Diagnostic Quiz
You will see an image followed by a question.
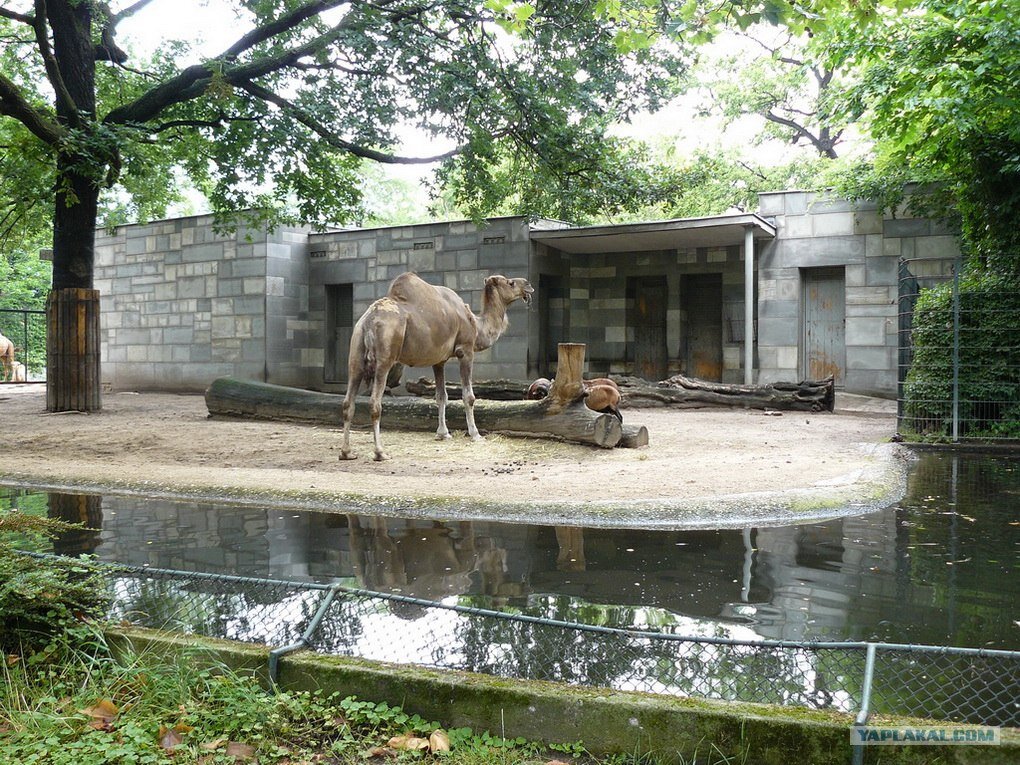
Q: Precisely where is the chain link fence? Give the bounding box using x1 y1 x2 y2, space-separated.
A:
898 257 1020 441
0 308 46 383
84 558 1020 728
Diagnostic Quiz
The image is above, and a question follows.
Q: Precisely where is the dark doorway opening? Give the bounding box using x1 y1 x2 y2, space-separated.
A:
325 283 354 383
680 273 724 381
628 275 668 381
538 274 566 375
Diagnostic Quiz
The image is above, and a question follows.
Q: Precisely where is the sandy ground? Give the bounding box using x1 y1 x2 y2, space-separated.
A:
0 384 908 528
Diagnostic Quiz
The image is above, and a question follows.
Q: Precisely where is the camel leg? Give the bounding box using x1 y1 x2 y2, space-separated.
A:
369 365 391 461
459 354 483 441
433 363 451 440
339 371 363 460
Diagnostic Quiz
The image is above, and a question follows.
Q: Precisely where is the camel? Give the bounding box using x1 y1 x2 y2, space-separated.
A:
0 331 14 382
10 361 26 382
340 272 534 461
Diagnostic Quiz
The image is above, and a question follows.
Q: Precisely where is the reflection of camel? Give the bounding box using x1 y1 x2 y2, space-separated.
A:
555 526 586 572
340 272 533 461
0 332 14 382
347 516 510 619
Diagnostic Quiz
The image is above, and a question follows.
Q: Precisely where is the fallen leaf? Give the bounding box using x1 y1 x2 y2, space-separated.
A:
547 760 573 765
388 734 430 751
225 741 257 759
82 698 119 721
429 730 451 752
158 726 184 751
367 746 399 758
201 738 228 751
81 698 120 729
5 654 19 667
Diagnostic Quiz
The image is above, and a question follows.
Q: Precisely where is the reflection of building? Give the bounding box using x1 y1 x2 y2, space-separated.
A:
61 469 1003 645
95 190 960 396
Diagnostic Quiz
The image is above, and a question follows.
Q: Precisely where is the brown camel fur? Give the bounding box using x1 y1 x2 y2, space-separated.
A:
0 332 14 382
340 272 534 461
526 375 622 421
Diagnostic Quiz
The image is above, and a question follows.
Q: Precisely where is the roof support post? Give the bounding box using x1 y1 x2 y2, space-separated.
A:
744 225 755 385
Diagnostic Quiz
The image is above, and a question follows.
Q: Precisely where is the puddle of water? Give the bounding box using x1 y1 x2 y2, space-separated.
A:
2 452 1018 650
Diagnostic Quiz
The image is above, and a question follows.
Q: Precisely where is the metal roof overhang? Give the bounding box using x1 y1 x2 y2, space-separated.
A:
529 213 776 255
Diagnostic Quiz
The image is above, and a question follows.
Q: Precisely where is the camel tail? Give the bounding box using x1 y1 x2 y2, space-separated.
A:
361 320 378 380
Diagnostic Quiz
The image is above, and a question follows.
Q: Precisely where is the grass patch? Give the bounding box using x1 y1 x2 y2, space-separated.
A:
0 643 750 764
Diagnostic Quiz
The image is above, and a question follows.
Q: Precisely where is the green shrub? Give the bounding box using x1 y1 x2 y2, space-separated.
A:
0 511 110 658
903 270 1020 439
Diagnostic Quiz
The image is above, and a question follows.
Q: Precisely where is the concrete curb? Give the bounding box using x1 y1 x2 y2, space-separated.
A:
106 627 1017 765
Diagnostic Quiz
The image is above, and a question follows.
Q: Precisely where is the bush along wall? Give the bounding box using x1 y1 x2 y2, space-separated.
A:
903 270 1020 440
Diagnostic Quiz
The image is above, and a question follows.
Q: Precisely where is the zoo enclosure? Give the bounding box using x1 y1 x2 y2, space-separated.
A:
0 308 45 382
72 556 1020 729
898 257 1020 441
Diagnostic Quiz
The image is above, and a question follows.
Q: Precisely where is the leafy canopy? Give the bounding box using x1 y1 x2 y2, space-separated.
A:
0 0 695 241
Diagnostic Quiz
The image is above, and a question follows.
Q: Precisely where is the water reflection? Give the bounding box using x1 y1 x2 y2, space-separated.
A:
2 451 1018 649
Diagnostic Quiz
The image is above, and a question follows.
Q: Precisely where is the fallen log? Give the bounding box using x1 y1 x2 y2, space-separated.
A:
205 375 648 449
617 374 835 412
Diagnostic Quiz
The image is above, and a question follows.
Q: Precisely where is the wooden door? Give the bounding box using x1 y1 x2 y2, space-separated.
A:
801 267 845 384
629 276 668 381
681 273 723 381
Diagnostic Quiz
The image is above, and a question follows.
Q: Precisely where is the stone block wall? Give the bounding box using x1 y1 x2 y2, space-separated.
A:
308 217 532 390
757 190 961 396
95 214 308 392
553 247 746 381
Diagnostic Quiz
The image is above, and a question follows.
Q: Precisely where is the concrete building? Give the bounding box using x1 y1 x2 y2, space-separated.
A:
94 190 960 397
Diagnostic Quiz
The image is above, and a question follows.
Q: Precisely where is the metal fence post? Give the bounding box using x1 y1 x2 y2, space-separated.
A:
951 263 960 443
851 643 877 765
268 582 344 689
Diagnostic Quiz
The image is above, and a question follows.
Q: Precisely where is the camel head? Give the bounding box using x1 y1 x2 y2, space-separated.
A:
484 275 534 307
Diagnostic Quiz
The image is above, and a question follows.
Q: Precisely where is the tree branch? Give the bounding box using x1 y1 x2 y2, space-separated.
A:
238 80 458 164
221 0 349 62
33 0 81 124
105 5 373 125
0 6 34 24
765 110 838 158
0 71 62 144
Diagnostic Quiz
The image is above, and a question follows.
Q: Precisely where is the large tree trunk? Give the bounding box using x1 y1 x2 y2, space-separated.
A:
47 0 102 412
46 288 102 412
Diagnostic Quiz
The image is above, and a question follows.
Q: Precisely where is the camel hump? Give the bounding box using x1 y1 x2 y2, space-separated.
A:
387 272 442 304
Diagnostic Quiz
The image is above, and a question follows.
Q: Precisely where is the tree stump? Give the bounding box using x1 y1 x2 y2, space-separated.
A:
46 288 101 412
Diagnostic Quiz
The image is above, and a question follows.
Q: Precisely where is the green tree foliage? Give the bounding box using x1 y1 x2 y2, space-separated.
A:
821 0 1020 271
0 0 696 408
696 26 851 158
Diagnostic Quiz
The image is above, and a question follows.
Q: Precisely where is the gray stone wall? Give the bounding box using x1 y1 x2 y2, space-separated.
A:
549 247 746 381
757 190 961 396
308 217 532 390
95 214 308 392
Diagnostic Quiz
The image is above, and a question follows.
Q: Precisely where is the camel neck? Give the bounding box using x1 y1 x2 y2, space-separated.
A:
474 286 510 351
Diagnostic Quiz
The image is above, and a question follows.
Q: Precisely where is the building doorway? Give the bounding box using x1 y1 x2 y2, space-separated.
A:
801 267 845 384
325 283 354 383
538 274 566 375
628 275 668 381
680 273 724 381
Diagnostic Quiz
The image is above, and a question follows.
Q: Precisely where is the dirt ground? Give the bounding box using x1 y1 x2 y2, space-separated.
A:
0 384 907 527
